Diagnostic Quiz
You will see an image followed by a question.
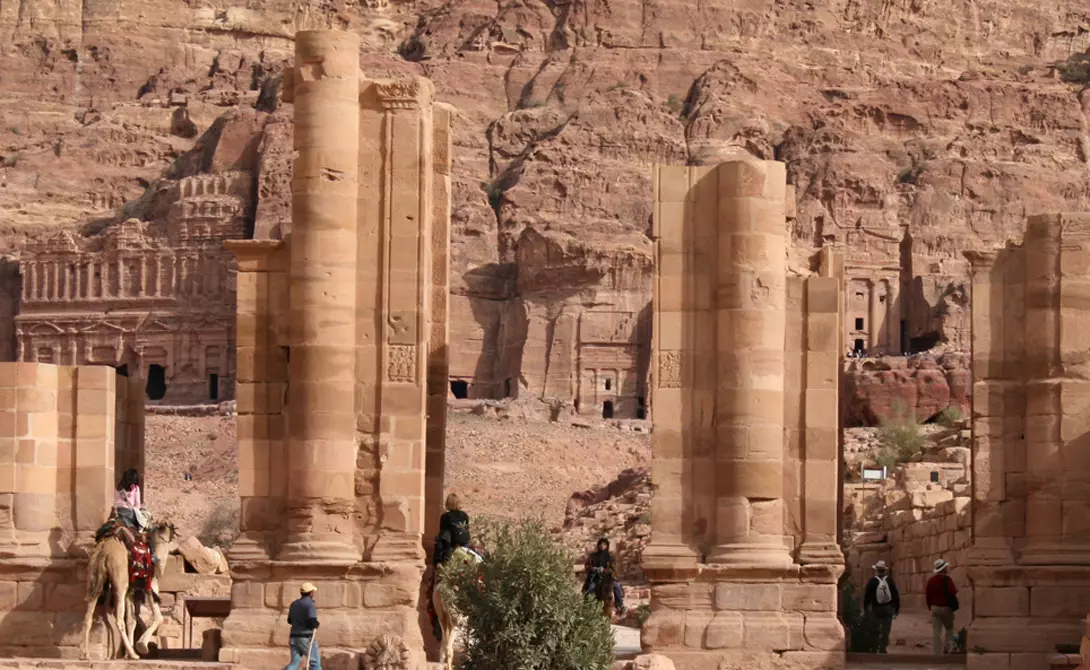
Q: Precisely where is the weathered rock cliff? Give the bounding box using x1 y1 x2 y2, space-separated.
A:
2 0 1090 406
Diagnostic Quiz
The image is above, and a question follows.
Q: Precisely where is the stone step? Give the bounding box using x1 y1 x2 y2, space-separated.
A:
846 652 966 667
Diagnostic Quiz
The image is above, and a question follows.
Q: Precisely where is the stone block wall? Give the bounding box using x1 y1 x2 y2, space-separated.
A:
0 361 144 657
845 496 972 613
963 213 1090 670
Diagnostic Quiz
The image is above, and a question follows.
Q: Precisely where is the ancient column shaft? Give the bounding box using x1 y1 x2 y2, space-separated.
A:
278 30 361 563
709 161 792 567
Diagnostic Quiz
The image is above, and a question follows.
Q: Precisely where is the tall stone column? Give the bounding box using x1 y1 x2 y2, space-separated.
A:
1020 215 1064 562
424 103 454 552
962 249 1019 566
708 160 792 568
278 30 361 563
1021 214 1090 565
642 165 710 577
797 277 844 564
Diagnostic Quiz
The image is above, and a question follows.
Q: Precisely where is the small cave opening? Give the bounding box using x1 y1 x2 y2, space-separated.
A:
602 400 614 419
450 379 469 400
636 395 647 420
208 373 220 401
145 364 167 401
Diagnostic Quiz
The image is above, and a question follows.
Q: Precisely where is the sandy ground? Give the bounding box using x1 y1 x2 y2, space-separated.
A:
144 412 651 541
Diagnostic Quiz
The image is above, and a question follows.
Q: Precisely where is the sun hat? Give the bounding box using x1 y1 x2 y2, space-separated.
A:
933 559 948 573
300 582 317 594
873 560 888 570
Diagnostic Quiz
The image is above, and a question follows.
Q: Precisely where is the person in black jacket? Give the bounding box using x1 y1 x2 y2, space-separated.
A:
433 493 472 568
862 561 901 654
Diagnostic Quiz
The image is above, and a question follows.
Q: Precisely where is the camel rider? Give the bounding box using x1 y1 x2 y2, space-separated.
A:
113 469 156 563
583 538 625 614
433 493 472 568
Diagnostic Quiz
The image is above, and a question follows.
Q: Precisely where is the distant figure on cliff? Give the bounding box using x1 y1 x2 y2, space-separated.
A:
285 583 320 670
863 560 900 654
926 559 959 654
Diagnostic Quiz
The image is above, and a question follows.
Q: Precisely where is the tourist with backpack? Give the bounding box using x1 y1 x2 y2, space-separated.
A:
926 558 959 654
863 560 901 654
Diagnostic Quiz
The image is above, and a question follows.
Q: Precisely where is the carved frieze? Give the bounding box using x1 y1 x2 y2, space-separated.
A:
387 345 416 384
657 351 682 388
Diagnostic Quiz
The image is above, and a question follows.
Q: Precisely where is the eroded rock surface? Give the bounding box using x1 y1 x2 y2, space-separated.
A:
2 0 1090 406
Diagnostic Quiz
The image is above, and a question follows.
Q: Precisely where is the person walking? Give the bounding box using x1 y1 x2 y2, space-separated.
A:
862 560 900 653
926 558 959 654
285 583 321 670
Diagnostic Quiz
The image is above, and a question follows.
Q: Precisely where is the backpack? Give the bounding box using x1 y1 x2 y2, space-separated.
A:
876 576 892 605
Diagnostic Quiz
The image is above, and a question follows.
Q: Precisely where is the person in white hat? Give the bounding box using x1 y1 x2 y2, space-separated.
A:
285 583 321 670
925 558 959 654
862 560 900 653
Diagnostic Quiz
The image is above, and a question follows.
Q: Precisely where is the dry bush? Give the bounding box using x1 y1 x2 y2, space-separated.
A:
199 499 240 549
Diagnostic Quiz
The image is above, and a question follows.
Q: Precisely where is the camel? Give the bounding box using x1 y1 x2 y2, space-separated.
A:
79 518 177 661
432 546 484 670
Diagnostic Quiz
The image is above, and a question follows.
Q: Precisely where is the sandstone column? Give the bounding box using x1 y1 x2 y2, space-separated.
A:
708 160 792 567
798 277 844 564
278 30 361 563
962 249 1019 565
641 165 711 576
424 104 454 551
1020 216 1064 562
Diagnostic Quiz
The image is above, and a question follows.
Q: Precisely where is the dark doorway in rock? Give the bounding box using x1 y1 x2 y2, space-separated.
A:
115 364 129 378
209 373 219 401
450 379 468 399
605 378 612 391
504 378 512 398
146 364 167 401
854 317 864 330
853 338 865 353
636 396 647 420
602 400 614 419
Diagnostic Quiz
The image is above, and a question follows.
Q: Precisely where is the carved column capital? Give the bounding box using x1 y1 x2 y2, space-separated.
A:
374 78 432 110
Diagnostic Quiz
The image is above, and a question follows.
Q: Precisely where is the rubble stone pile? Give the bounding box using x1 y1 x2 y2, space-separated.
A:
559 467 652 582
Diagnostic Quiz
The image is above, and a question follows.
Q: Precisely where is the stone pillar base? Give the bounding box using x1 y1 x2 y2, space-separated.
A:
0 558 109 659
641 565 844 670
220 561 426 670
967 565 1090 668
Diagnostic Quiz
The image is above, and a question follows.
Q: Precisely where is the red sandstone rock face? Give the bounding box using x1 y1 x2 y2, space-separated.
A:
3 1 1090 397
844 351 970 427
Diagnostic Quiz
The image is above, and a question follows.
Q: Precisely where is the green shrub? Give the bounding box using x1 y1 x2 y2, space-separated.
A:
936 405 964 428
634 603 652 627
875 400 924 468
839 581 880 653
439 518 615 670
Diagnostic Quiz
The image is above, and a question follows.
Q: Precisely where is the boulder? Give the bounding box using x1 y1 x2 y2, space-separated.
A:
177 536 223 575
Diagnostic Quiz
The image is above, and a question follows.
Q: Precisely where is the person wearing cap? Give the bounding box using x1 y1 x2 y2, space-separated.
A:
285 583 321 670
926 558 958 654
862 560 900 653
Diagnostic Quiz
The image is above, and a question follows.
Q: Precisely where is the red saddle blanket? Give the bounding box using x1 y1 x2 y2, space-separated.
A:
95 520 153 587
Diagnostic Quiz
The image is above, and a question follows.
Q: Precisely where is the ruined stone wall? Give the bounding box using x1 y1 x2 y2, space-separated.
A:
845 493 972 613
0 362 144 657
962 212 1090 670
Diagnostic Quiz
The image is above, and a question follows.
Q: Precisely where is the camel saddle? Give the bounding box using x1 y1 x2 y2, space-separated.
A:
94 518 154 588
